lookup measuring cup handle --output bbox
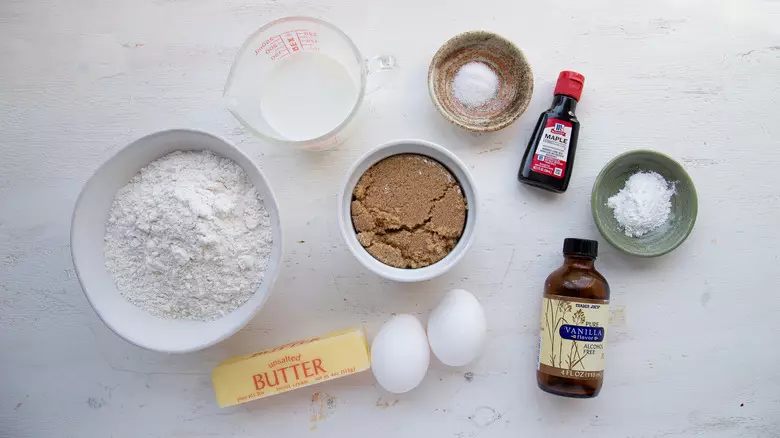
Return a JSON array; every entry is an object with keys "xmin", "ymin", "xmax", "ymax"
[{"xmin": 364, "ymin": 55, "xmax": 399, "ymax": 94}]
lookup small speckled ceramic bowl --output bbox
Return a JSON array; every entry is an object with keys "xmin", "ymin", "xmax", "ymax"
[
  {"xmin": 428, "ymin": 31, "xmax": 533, "ymax": 132},
  {"xmin": 591, "ymin": 150, "xmax": 698, "ymax": 258}
]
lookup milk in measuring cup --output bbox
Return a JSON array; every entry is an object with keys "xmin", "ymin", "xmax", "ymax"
[{"xmin": 260, "ymin": 52, "xmax": 358, "ymax": 141}]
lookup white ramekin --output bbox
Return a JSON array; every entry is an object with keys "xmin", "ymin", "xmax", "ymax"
[{"xmin": 338, "ymin": 139, "xmax": 478, "ymax": 282}]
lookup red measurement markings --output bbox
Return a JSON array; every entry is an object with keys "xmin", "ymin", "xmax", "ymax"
[
  {"xmin": 255, "ymin": 30, "xmax": 318, "ymax": 60},
  {"xmin": 295, "ymin": 30, "xmax": 318, "ymax": 48},
  {"xmin": 280, "ymin": 31, "xmax": 300, "ymax": 54},
  {"xmin": 255, "ymin": 35, "xmax": 289, "ymax": 60}
]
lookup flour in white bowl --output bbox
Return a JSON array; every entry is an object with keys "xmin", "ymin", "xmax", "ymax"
[{"xmin": 104, "ymin": 151, "xmax": 272, "ymax": 321}]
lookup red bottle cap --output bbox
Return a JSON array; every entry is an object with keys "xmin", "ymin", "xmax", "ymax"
[{"xmin": 553, "ymin": 71, "xmax": 585, "ymax": 101}]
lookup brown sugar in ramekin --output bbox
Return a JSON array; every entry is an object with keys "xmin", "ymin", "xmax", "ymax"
[{"xmin": 351, "ymin": 154, "xmax": 467, "ymax": 269}]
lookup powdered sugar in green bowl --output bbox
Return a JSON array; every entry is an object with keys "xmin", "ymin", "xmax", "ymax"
[{"xmin": 591, "ymin": 150, "xmax": 698, "ymax": 257}]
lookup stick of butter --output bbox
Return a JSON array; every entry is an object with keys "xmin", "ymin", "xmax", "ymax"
[{"xmin": 212, "ymin": 327, "xmax": 370, "ymax": 407}]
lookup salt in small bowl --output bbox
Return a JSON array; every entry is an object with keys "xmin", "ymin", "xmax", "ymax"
[{"xmin": 428, "ymin": 31, "xmax": 533, "ymax": 132}]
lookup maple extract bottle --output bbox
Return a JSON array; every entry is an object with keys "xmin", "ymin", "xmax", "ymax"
[
  {"xmin": 537, "ymin": 238, "xmax": 609, "ymax": 398},
  {"xmin": 518, "ymin": 71, "xmax": 585, "ymax": 193}
]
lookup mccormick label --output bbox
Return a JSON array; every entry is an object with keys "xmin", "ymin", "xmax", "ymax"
[
  {"xmin": 530, "ymin": 119, "xmax": 572, "ymax": 179},
  {"xmin": 537, "ymin": 295, "xmax": 608, "ymax": 380},
  {"xmin": 212, "ymin": 327, "xmax": 370, "ymax": 407}
]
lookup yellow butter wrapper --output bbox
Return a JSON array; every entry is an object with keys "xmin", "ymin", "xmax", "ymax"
[{"xmin": 212, "ymin": 327, "xmax": 370, "ymax": 407}]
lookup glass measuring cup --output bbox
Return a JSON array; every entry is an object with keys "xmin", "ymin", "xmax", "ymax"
[{"xmin": 224, "ymin": 16, "xmax": 398, "ymax": 151}]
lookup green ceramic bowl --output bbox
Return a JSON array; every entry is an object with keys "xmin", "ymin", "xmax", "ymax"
[{"xmin": 591, "ymin": 150, "xmax": 698, "ymax": 257}]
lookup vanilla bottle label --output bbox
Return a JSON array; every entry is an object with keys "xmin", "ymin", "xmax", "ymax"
[{"xmin": 537, "ymin": 295, "xmax": 608, "ymax": 380}]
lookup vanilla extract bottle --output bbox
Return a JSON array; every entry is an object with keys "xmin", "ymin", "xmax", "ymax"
[{"xmin": 537, "ymin": 238, "xmax": 609, "ymax": 398}]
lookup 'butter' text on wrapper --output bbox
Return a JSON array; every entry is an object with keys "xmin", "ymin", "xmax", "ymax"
[{"xmin": 211, "ymin": 327, "xmax": 370, "ymax": 407}]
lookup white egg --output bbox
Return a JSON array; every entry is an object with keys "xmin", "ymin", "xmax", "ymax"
[
  {"xmin": 370, "ymin": 314, "xmax": 430, "ymax": 393},
  {"xmin": 427, "ymin": 289, "xmax": 486, "ymax": 366}
]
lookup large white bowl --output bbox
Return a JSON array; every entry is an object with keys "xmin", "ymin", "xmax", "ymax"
[
  {"xmin": 339, "ymin": 139, "xmax": 478, "ymax": 282},
  {"xmin": 71, "ymin": 129, "xmax": 283, "ymax": 353}
]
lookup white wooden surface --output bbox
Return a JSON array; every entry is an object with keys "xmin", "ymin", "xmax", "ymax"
[{"xmin": 2, "ymin": 0, "xmax": 779, "ymax": 436}]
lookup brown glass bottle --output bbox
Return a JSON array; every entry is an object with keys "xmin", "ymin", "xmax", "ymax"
[{"xmin": 537, "ymin": 238, "xmax": 609, "ymax": 398}]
